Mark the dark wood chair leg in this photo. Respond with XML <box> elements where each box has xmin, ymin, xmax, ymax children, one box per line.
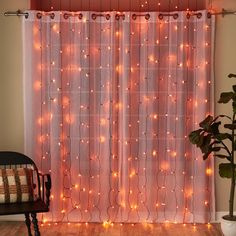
<box><xmin>25</xmin><ymin>213</ymin><xmax>32</xmax><ymax>236</ymax></box>
<box><xmin>31</xmin><ymin>213</ymin><xmax>40</xmax><ymax>236</ymax></box>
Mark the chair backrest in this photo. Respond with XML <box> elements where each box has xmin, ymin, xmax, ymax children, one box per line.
<box><xmin>0</xmin><ymin>151</ymin><xmax>36</xmax><ymax>166</ymax></box>
<box><xmin>0</xmin><ymin>151</ymin><xmax>41</xmax><ymax>200</ymax></box>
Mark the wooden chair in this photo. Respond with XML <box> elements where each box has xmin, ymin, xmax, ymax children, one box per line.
<box><xmin>0</xmin><ymin>151</ymin><xmax>51</xmax><ymax>236</ymax></box>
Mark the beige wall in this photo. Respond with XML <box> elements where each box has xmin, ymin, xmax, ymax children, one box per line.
<box><xmin>211</xmin><ymin>0</ymin><xmax>236</xmax><ymax>212</ymax></box>
<box><xmin>0</xmin><ymin>0</ymin><xmax>29</xmax><ymax>152</ymax></box>
<box><xmin>0</xmin><ymin>0</ymin><xmax>236</xmax><ymax>213</ymax></box>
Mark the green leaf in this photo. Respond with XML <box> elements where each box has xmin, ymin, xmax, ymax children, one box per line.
<box><xmin>199</xmin><ymin>115</ymin><xmax>213</xmax><ymax>129</ymax></box>
<box><xmin>212</xmin><ymin>146</ymin><xmax>221</xmax><ymax>152</ymax></box>
<box><xmin>233</xmin><ymin>101</ymin><xmax>236</xmax><ymax>114</ymax></box>
<box><xmin>233</xmin><ymin>85</ymin><xmax>236</xmax><ymax>92</ymax></box>
<box><xmin>228</xmin><ymin>74</ymin><xmax>236</xmax><ymax>78</ymax></box>
<box><xmin>209</xmin><ymin>121</ymin><xmax>221</xmax><ymax>134</ymax></box>
<box><xmin>215</xmin><ymin>133</ymin><xmax>232</xmax><ymax>141</ymax></box>
<box><xmin>219</xmin><ymin>163</ymin><xmax>236</xmax><ymax>179</ymax></box>
<box><xmin>224</xmin><ymin>124</ymin><xmax>236</xmax><ymax>130</ymax></box>
<box><xmin>203</xmin><ymin>150</ymin><xmax>211</xmax><ymax>160</ymax></box>
<box><xmin>213</xmin><ymin>115</ymin><xmax>232</xmax><ymax>122</ymax></box>
<box><xmin>218</xmin><ymin>92</ymin><xmax>234</xmax><ymax>104</ymax></box>
<box><xmin>200</xmin><ymin>143</ymin><xmax>210</xmax><ymax>154</ymax></box>
<box><xmin>214</xmin><ymin>154</ymin><xmax>230</xmax><ymax>159</ymax></box>
<box><xmin>188</xmin><ymin>129</ymin><xmax>202</xmax><ymax>145</ymax></box>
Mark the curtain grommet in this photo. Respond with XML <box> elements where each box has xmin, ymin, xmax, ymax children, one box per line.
<box><xmin>207</xmin><ymin>12</ymin><xmax>212</xmax><ymax>18</ymax></box>
<box><xmin>105</xmin><ymin>14</ymin><xmax>110</xmax><ymax>20</ymax></box>
<box><xmin>64</xmin><ymin>13</ymin><xmax>69</xmax><ymax>19</ymax></box>
<box><xmin>50</xmin><ymin>13</ymin><xmax>55</xmax><ymax>19</ymax></box>
<box><xmin>197</xmin><ymin>12</ymin><xmax>202</xmax><ymax>19</ymax></box>
<box><xmin>186</xmin><ymin>12</ymin><xmax>191</xmax><ymax>19</ymax></box>
<box><xmin>145</xmin><ymin>13</ymin><xmax>150</xmax><ymax>20</ymax></box>
<box><xmin>36</xmin><ymin>12</ymin><xmax>42</xmax><ymax>19</ymax></box>
<box><xmin>158</xmin><ymin>13</ymin><xmax>163</xmax><ymax>20</ymax></box>
<box><xmin>132</xmin><ymin>14</ymin><xmax>137</xmax><ymax>20</ymax></box>
<box><xmin>91</xmin><ymin>13</ymin><xmax>96</xmax><ymax>20</ymax></box>
<box><xmin>78</xmin><ymin>13</ymin><xmax>83</xmax><ymax>19</ymax></box>
<box><xmin>173</xmin><ymin>13</ymin><xmax>179</xmax><ymax>19</ymax></box>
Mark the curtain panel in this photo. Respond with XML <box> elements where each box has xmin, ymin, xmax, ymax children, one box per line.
<box><xmin>23</xmin><ymin>10</ymin><xmax>215</xmax><ymax>223</ymax></box>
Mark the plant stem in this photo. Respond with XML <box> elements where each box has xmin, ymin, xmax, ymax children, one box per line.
<box><xmin>229</xmin><ymin>113</ymin><xmax>236</xmax><ymax>218</ymax></box>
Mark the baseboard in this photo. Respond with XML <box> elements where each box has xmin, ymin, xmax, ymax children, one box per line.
<box><xmin>215</xmin><ymin>211</ymin><xmax>236</xmax><ymax>222</ymax></box>
<box><xmin>0</xmin><ymin>215</ymin><xmax>24</xmax><ymax>221</ymax></box>
<box><xmin>0</xmin><ymin>212</ymin><xmax>235</xmax><ymax>222</ymax></box>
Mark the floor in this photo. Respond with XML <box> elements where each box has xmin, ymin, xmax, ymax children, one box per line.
<box><xmin>0</xmin><ymin>222</ymin><xmax>222</xmax><ymax>236</ymax></box>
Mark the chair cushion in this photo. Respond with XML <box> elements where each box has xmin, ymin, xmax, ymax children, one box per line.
<box><xmin>0</xmin><ymin>168</ymin><xmax>34</xmax><ymax>203</ymax></box>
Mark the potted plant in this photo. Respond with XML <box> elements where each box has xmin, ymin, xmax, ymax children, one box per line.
<box><xmin>189</xmin><ymin>74</ymin><xmax>236</xmax><ymax>236</ymax></box>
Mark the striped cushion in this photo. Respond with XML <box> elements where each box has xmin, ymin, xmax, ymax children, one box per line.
<box><xmin>0</xmin><ymin>168</ymin><xmax>34</xmax><ymax>203</ymax></box>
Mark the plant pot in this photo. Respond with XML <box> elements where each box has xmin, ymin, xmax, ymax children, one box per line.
<box><xmin>221</xmin><ymin>217</ymin><xmax>236</xmax><ymax>236</ymax></box>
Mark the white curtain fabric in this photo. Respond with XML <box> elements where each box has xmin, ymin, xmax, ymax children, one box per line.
<box><xmin>23</xmin><ymin>10</ymin><xmax>215</xmax><ymax>223</ymax></box>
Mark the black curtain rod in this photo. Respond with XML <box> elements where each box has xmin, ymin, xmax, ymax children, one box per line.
<box><xmin>4</xmin><ymin>8</ymin><xmax>236</xmax><ymax>18</ymax></box>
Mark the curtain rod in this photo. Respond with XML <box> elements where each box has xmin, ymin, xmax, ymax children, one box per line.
<box><xmin>4</xmin><ymin>10</ymin><xmax>29</xmax><ymax>17</ymax></box>
<box><xmin>3</xmin><ymin>8</ymin><xmax>236</xmax><ymax>18</ymax></box>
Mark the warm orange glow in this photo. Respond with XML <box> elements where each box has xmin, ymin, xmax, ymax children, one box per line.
<box><xmin>100</xmin><ymin>118</ymin><xmax>106</xmax><ymax>126</ymax></box>
<box><xmin>62</xmin><ymin>96</ymin><xmax>70</xmax><ymax>106</ymax></box>
<box><xmin>37</xmin><ymin>117</ymin><xmax>43</xmax><ymax>125</ymax></box>
<box><xmin>160</xmin><ymin>161</ymin><xmax>170</xmax><ymax>171</ymax></box>
<box><xmin>171</xmin><ymin>151</ymin><xmax>177</xmax><ymax>158</ymax></box>
<box><xmin>186</xmin><ymin>189</ymin><xmax>193</xmax><ymax>198</ymax></box>
<box><xmin>206</xmin><ymin>168</ymin><xmax>212</xmax><ymax>175</ymax></box>
<box><xmin>38</xmin><ymin>135</ymin><xmax>45</xmax><ymax>143</ymax></box>
<box><xmin>149</xmin><ymin>55</ymin><xmax>155</xmax><ymax>62</ymax></box>
<box><xmin>34</xmin><ymin>80</ymin><xmax>41</xmax><ymax>91</ymax></box>
<box><xmin>33</xmin><ymin>26</ymin><xmax>39</xmax><ymax>35</ymax></box>
<box><xmin>129</xmin><ymin>170</ymin><xmax>136</xmax><ymax>178</ymax></box>
<box><xmin>65</xmin><ymin>114</ymin><xmax>75</xmax><ymax>124</ymax></box>
<box><xmin>116</xmin><ymin>65</ymin><xmax>122</xmax><ymax>73</ymax></box>
<box><xmin>115</xmin><ymin>102</ymin><xmax>122</xmax><ymax>110</ymax></box>
<box><xmin>34</xmin><ymin>42</ymin><xmax>41</xmax><ymax>51</ymax></box>
<box><xmin>113</xmin><ymin>172</ymin><xmax>118</xmax><ymax>178</ymax></box>
<box><xmin>52</xmin><ymin>24</ymin><xmax>59</xmax><ymax>32</ymax></box>
<box><xmin>100</xmin><ymin>136</ymin><xmax>105</xmax><ymax>143</ymax></box>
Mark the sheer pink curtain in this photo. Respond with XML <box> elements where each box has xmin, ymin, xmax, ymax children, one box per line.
<box><xmin>23</xmin><ymin>10</ymin><xmax>215</xmax><ymax>223</ymax></box>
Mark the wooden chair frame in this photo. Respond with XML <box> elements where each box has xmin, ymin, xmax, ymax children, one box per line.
<box><xmin>0</xmin><ymin>151</ymin><xmax>51</xmax><ymax>236</ymax></box>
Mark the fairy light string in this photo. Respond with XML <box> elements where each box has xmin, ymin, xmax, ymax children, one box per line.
<box><xmin>182</xmin><ymin>1</ymin><xmax>191</xmax><ymax>223</ymax></box>
<box><xmin>205</xmin><ymin>12</ymin><xmax>213</xmax><ymax>223</ymax></box>
<box><xmin>39</xmin><ymin>13</ymin><xmax>44</xmax><ymax>174</ymax></box>
<box><xmin>97</xmin><ymin>3</ymin><xmax>102</xmax><ymax>221</ymax></box>
<box><xmin>144</xmin><ymin>5</ymin><xmax>150</xmax><ymax>221</ymax></box>
<box><xmin>107</xmin><ymin>12</ymin><xmax>114</xmax><ymax>222</ymax></box>
<box><xmin>173</xmin><ymin>6</ymin><xmax>179</xmax><ymax>222</ymax></box>
<box><xmin>163</xmin><ymin>0</ymin><xmax>172</xmax><ymax>222</ymax></box>
<box><xmin>87</xmin><ymin>8</ymin><xmax>93</xmax><ymax>223</ymax></box>
<box><xmin>192</xmin><ymin>0</ymin><xmax>200</xmax><ymax>224</ymax></box>
<box><xmin>30</xmin><ymin>0</ymin><xmax>214</xmax><ymax>227</ymax></box>
<box><xmin>137</xmin><ymin>0</ymin><xmax>142</xmax><ymax>222</ymax></box>
<box><xmin>77</xmin><ymin>10</ymin><xmax>83</xmax><ymax>221</ymax></box>
<box><xmin>59</xmin><ymin>11</ymin><xmax>66</xmax><ymax>222</ymax></box>
<box><xmin>155</xmin><ymin>0</ymin><xmax>162</xmax><ymax>222</ymax></box>
<box><xmin>127</xmin><ymin>10</ymin><xmax>135</xmax><ymax>222</ymax></box>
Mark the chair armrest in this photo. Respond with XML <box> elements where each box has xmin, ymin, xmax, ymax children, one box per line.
<box><xmin>39</xmin><ymin>173</ymin><xmax>51</xmax><ymax>208</ymax></box>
